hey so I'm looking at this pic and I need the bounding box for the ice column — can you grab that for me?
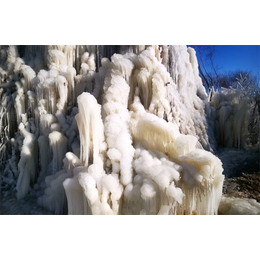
[63,92,123,215]
[16,123,37,199]
[102,53,135,187]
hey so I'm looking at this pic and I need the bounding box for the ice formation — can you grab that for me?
[1,44,247,215]
[218,196,260,215]
[209,87,259,151]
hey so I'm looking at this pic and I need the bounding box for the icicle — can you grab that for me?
[76,92,106,166]
[54,75,68,113]
[16,123,37,199]
[49,131,68,174]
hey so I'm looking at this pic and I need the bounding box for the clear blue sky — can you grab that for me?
[191,45,260,82]
[212,45,259,75]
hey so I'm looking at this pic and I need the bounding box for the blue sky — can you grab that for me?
[211,45,259,75]
[192,45,260,82]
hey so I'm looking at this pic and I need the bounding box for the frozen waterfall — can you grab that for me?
[2,44,255,215]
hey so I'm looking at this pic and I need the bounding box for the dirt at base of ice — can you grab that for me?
[217,148,260,215]
[222,172,260,202]
[218,172,260,215]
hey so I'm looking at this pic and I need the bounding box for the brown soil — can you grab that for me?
[222,172,260,202]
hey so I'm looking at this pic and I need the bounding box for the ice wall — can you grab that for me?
[0,45,224,214]
[161,46,216,151]
[209,87,259,151]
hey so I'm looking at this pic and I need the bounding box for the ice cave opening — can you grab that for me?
[0,45,259,215]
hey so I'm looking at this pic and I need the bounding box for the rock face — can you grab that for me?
[0,45,227,214]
